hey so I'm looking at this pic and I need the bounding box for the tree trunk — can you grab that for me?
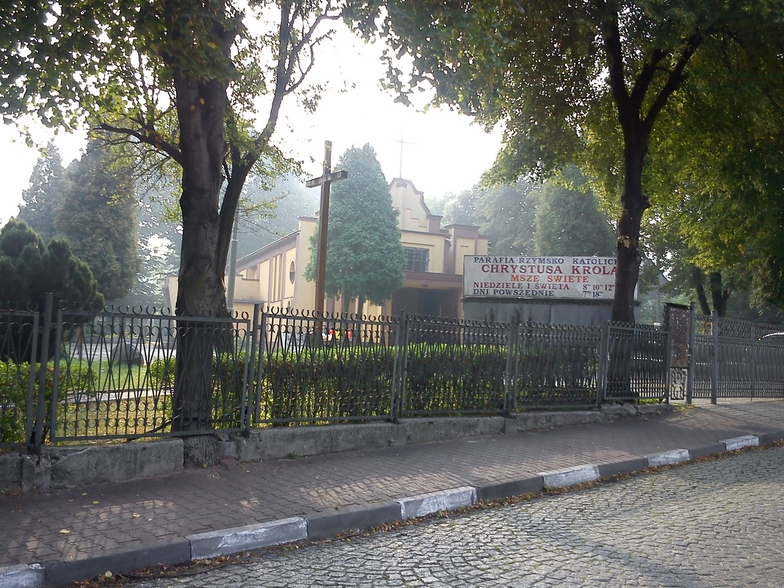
[355,296,364,317]
[692,267,712,315]
[612,142,648,323]
[171,70,229,433]
[709,271,730,317]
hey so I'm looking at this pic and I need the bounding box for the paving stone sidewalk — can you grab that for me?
[1,399,783,586]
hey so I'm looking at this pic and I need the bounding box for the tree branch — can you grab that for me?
[630,48,668,111]
[642,33,702,135]
[97,122,183,165]
[600,7,633,125]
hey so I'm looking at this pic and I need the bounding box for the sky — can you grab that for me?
[0,20,504,225]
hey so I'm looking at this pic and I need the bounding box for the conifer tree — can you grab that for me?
[57,141,140,302]
[17,141,64,242]
[305,145,405,315]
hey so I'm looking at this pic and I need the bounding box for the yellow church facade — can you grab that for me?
[165,178,489,319]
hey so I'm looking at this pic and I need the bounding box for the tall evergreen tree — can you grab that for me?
[476,181,539,256]
[16,141,64,241]
[534,168,616,257]
[56,141,140,302]
[305,145,405,314]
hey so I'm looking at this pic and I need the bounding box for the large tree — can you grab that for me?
[304,144,405,315]
[2,1,343,435]
[57,140,141,302]
[16,141,64,242]
[534,168,615,258]
[347,0,784,322]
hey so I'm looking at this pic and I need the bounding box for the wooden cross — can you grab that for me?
[306,140,347,314]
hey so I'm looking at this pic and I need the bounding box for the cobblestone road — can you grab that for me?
[126,445,784,587]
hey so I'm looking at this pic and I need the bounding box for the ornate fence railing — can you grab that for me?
[691,312,784,401]
[4,298,784,452]
[603,323,670,402]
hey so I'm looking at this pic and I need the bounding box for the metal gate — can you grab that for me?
[690,310,784,402]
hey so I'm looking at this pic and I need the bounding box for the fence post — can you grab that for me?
[243,304,261,437]
[24,311,41,454]
[686,302,695,404]
[31,293,54,453]
[750,329,757,400]
[711,310,719,405]
[503,321,518,416]
[391,310,407,423]
[663,323,672,404]
[253,306,266,425]
[597,321,610,407]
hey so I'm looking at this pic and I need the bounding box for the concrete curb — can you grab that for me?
[42,541,191,587]
[647,448,691,467]
[397,487,477,519]
[540,465,600,489]
[188,518,308,560]
[0,564,44,588]
[2,429,780,588]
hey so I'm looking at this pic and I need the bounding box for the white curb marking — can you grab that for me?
[397,487,476,519]
[721,435,759,451]
[188,517,307,559]
[648,449,690,467]
[540,465,600,489]
[0,563,45,588]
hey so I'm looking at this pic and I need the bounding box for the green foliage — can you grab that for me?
[305,145,405,310]
[438,170,613,258]
[441,189,483,226]
[17,141,64,241]
[475,181,539,256]
[259,344,394,422]
[403,343,506,413]
[0,360,31,445]
[348,0,784,322]
[3,0,345,431]
[56,139,141,301]
[534,168,615,257]
[0,219,104,311]
[147,357,176,390]
[0,360,97,445]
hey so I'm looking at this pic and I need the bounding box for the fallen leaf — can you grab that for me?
[92,501,99,505]
[60,529,70,534]
[132,513,141,518]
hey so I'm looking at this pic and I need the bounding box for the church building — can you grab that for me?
[165,178,489,319]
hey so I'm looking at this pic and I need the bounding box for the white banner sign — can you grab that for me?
[464,256,617,300]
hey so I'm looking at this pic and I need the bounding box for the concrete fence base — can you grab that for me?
[0,403,670,494]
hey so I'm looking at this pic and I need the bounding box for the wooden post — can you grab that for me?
[306,141,347,314]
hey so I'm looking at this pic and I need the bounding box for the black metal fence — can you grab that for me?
[5,300,784,452]
[690,311,784,401]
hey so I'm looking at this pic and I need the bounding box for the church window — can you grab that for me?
[404,247,430,272]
